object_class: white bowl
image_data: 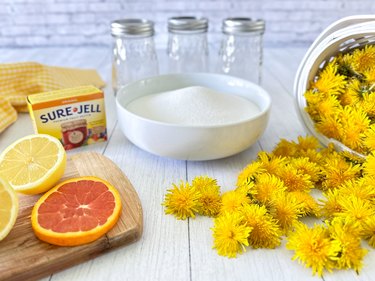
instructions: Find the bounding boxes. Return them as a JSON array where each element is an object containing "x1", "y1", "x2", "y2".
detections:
[{"x1": 116, "y1": 73, "x2": 271, "y2": 161}]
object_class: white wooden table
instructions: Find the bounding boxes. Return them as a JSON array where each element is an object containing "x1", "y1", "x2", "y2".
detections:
[{"x1": 0, "y1": 47, "x2": 373, "y2": 281}]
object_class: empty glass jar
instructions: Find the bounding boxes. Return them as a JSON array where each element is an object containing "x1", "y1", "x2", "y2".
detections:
[
  {"x1": 111, "y1": 19, "x2": 159, "y2": 94},
  {"x1": 167, "y1": 16, "x2": 209, "y2": 73},
  {"x1": 216, "y1": 18, "x2": 265, "y2": 84}
]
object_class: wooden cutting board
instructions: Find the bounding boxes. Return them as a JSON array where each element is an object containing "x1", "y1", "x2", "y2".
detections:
[{"x1": 0, "y1": 152, "x2": 143, "y2": 281}]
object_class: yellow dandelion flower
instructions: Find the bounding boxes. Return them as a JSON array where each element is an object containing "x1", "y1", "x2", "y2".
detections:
[
  {"x1": 363, "y1": 152, "x2": 375, "y2": 176},
  {"x1": 339, "y1": 107, "x2": 370, "y2": 152},
  {"x1": 212, "y1": 212, "x2": 252, "y2": 258},
  {"x1": 338, "y1": 178, "x2": 375, "y2": 202},
  {"x1": 336, "y1": 52, "x2": 356, "y2": 77},
  {"x1": 237, "y1": 161, "x2": 265, "y2": 188},
  {"x1": 269, "y1": 193, "x2": 303, "y2": 233},
  {"x1": 272, "y1": 139, "x2": 298, "y2": 157},
  {"x1": 286, "y1": 223, "x2": 340, "y2": 277},
  {"x1": 220, "y1": 190, "x2": 251, "y2": 214},
  {"x1": 297, "y1": 148, "x2": 323, "y2": 165},
  {"x1": 241, "y1": 204, "x2": 282, "y2": 249},
  {"x1": 357, "y1": 92, "x2": 375, "y2": 118},
  {"x1": 312, "y1": 60, "x2": 346, "y2": 95},
  {"x1": 252, "y1": 173, "x2": 286, "y2": 206},
  {"x1": 163, "y1": 181, "x2": 201, "y2": 220},
  {"x1": 362, "y1": 125, "x2": 375, "y2": 152},
  {"x1": 304, "y1": 90, "x2": 325, "y2": 121},
  {"x1": 363, "y1": 68, "x2": 375, "y2": 83},
  {"x1": 289, "y1": 191, "x2": 321, "y2": 217},
  {"x1": 351, "y1": 45, "x2": 375, "y2": 72},
  {"x1": 257, "y1": 151, "x2": 287, "y2": 175},
  {"x1": 339, "y1": 79, "x2": 361, "y2": 106},
  {"x1": 276, "y1": 165, "x2": 314, "y2": 192},
  {"x1": 362, "y1": 216, "x2": 375, "y2": 248},
  {"x1": 191, "y1": 176, "x2": 222, "y2": 217},
  {"x1": 314, "y1": 95, "x2": 341, "y2": 119},
  {"x1": 315, "y1": 114, "x2": 342, "y2": 140},
  {"x1": 321, "y1": 158, "x2": 361, "y2": 190},
  {"x1": 327, "y1": 218, "x2": 367, "y2": 272},
  {"x1": 320, "y1": 188, "x2": 344, "y2": 219},
  {"x1": 295, "y1": 135, "x2": 321, "y2": 152},
  {"x1": 336, "y1": 195, "x2": 375, "y2": 230},
  {"x1": 289, "y1": 157, "x2": 321, "y2": 183}
]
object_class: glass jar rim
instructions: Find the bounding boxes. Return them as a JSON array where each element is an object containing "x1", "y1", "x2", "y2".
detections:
[
  {"x1": 111, "y1": 18, "x2": 155, "y2": 37},
  {"x1": 222, "y1": 18, "x2": 265, "y2": 35},
  {"x1": 168, "y1": 16, "x2": 208, "y2": 34}
]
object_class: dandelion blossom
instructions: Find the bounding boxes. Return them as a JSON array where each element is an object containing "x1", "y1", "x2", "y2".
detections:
[
  {"x1": 362, "y1": 125, "x2": 375, "y2": 152},
  {"x1": 321, "y1": 158, "x2": 361, "y2": 190},
  {"x1": 320, "y1": 188, "x2": 344, "y2": 219},
  {"x1": 237, "y1": 161, "x2": 265, "y2": 188},
  {"x1": 296, "y1": 135, "x2": 321, "y2": 152},
  {"x1": 192, "y1": 176, "x2": 222, "y2": 217},
  {"x1": 220, "y1": 190, "x2": 250, "y2": 214},
  {"x1": 272, "y1": 139, "x2": 297, "y2": 157},
  {"x1": 241, "y1": 204, "x2": 282, "y2": 249},
  {"x1": 257, "y1": 151, "x2": 287, "y2": 175},
  {"x1": 212, "y1": 212, "x2": 252, "y2": 258},
  {"x1": 363, "y1": 152, "x2": 375, "y2": 176},
  {"x1": 338, "y1": 178, "x2": 375, "y2": 202},
  {"x1": 313, "y1": 60, "x2": 346, "y2": 95},
  {"x1": 362, "y1": 216, "x2": 375, "y2": 248},
  {"x1": 336, "y1": 195, "x2": 375, "y2": 230},
  {"x1": 286, "y1": 223, "x2": 340, "y2": 276},
  {"x1": 328, "y1": 218, "x2": 367, "y2": 272},
  {"x1": 163, "y1": 182, "x2": 201, "y2": 220},
  {"x1": 289, "y1": 157, "x2": 321, "y2": 183},
  {"x1": 269, "y1": 193, "x2": 303, "y2": 233},
  {"x1": 289, "y1": 191, "x2": 320, "y2": 217},
  {"x1": 276, "y1": 165, "x2": 314, "y2": 192},
  {"x1": 351, "y1": 45, "x2": 375, "y2": 72},
  {"x1": 252, "y1": 173, "x2": 286, "y2": 206}
]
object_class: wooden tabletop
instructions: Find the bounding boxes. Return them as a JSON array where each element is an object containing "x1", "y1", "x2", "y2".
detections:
[{"x1": 0, "y1": 47, "x2": 373, "y2": 281}]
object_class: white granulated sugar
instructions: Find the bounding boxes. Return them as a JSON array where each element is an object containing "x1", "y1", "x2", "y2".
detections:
[{"x1": 126, "y1": 86, "x2": 261, "y2": 126}]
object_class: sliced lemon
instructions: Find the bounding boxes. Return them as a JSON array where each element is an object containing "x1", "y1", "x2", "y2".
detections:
[
  {"x1": 0, "y1": 177, "x2": 19, "y2": 241},
  {"x1": 0, "y1": 134, "x2": 67, "y2": 195}
]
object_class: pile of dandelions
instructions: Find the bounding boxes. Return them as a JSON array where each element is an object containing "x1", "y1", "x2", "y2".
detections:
[
  {"x1": 305, "y1": 45, "x2": 375, "y2": 155},
  {"x1": 162, "y1": 136, "x2": 375, "y2": 277}
]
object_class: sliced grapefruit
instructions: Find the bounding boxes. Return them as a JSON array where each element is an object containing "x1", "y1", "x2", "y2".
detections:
[
  {"x1": 0, "y1": 177, "x2": 19, "y2": 241},
  {"x1": 31, "y1": 176, "x2": 122, "y2": 246},
  {"x1": 0, "y1": 134, "x2": 67, "y2": 195}
]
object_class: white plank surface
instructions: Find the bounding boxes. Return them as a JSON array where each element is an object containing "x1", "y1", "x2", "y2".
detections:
[{"x1": 0, "y1": 47, "x2": 373, "y2": 281}]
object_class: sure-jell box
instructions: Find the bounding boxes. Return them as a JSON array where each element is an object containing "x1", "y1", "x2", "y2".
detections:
[{"x1": 27, "y1": 85, "x2": 107, "y2": 150}]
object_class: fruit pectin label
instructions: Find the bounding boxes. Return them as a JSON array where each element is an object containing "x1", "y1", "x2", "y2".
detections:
[{"x1": 27, "y1": 85, "x2": 107, "y2": 150}]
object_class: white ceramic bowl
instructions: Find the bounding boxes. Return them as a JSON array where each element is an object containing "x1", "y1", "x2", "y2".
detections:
[{"x1": 116, "y1": 73, "x2": 271, "y2": 161}]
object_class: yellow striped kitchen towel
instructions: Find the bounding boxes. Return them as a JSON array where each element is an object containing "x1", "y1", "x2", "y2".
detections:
[{"x1": 0, "y1": 62, "x2": 105, "y2": 133}]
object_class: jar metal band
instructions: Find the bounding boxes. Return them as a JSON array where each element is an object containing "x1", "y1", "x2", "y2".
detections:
[
  {"x1": 111, "y1": 19, "x2": 155, "y2": 37},
  {"x1": 222, "y1": 18, "x2": 265, "y2": 35},
  {"x1": 168, "y1": 17, "x2": 209, "y2": 33}
]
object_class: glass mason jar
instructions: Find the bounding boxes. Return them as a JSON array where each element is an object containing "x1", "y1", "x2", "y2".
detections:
[
  {"x1": 111, "y1": 19, "x2": 159, "y2": 94},
  {"x1": 216, "y1": 18, "x2": 265, "y2": 84},
  {"x1": 167, "y1": 17, "x2": 209, "y2": 73}
]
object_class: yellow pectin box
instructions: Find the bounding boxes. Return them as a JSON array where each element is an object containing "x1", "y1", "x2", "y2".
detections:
[{"x1": 27, "y1": 85, "x2": 107, "y2": 150}]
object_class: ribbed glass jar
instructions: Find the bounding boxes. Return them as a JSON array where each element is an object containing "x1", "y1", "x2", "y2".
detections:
[
  {"x1": 111, "y1": 19, "x2": 159, "y2": 94},
  {"x1": 216, "y1": 18, "x2": 265, "y2": 84},
  {"x1": 167, "y1": 17, "x2": 209, "y2": 73}
]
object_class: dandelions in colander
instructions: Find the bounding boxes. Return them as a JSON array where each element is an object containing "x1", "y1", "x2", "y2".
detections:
[{"x1": 304, "y1": 45, "x2": 375, "y2": 155}]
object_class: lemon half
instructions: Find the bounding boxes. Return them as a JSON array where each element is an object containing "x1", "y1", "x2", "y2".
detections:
[
  {"x1": 0, "y1": 134, "x2": 67, "y2": 195},
  {"x1": 0, "y1": 177, "x2": 19, "y2": 241}
]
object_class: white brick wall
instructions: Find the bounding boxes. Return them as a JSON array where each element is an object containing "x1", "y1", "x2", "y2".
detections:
[{"x1": 0, "y1": 0, "x2": 374, "y2": 47}]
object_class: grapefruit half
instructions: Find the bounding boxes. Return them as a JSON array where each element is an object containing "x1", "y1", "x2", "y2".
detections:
[{"x1": 31, "y1": 176, "x2": 122, "y2": 246}]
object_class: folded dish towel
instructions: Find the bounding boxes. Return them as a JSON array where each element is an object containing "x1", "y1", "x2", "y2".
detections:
[{"x1": 0, "y1": 62, "x2": 105, "y2": 133}]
